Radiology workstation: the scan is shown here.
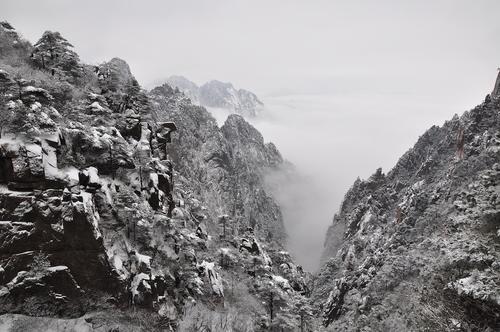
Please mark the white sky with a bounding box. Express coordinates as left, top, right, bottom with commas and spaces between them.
3, 0, 499, 97
3, 0, 499, 270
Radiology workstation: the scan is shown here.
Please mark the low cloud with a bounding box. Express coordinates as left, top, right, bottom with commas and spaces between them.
243, 90, 470, 271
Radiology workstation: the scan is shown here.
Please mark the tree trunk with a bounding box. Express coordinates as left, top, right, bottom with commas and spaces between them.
139, 166, 143, 190
17, 82, 22, 100
269, 292, 274, 321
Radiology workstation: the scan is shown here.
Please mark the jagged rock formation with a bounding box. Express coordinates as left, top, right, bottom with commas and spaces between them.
150, 84, 285, 244
492, 70, 500, 99
165, 76, 264, 117
315, 95, 500, 331
0, 22, 315, 331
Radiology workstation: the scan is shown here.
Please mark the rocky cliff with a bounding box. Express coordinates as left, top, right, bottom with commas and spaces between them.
315, 95, 500, 331
150, 83, 285, 245
0, 22, 315, 331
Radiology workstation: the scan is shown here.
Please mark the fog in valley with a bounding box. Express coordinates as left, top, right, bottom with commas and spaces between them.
211, 84, 494, 270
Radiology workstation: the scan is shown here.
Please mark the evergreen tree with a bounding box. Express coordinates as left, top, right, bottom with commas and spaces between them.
32, 31, 81, 80
124, 78, 149, 111
291, 295, 314, 332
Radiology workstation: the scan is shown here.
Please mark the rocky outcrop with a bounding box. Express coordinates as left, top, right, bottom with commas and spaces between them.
0, 22, 313, 331
150, 85, 286, 246
492, 70, 500, 99
315, 97, 500, 331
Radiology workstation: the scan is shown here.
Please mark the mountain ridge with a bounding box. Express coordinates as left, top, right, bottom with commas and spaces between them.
315, 93, 500, 331
165, 75, 264, 118
0, 22, 317, 331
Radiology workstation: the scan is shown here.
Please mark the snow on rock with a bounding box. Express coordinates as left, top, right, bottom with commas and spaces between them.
131, 272, 152, 305
271, 275, 291, 291
6, 100, 17, 109
447, 270, 500, 305
130, 250, 152, 275
79, 167, 101, 189
24, 86, 43, 92
0, 33, 308, 330
255, 239, 272, 266
89, 101, 104, 111
21, 86, 53, 104
46, 265, 69, 272
197, 260, 224, 297
315, 97, 500, 330
30, 101, 41, 110
77, 191, 102, 241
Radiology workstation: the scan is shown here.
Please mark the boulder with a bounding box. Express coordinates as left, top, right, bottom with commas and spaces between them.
61, 126, 134, 175
21, 86, 53, 105
116, 109, 141, 140
0, 265, 84, 317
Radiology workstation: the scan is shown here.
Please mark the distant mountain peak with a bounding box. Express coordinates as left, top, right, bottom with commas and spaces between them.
164, 75, 264, 117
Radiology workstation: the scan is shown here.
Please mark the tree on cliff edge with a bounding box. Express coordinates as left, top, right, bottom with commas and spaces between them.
32, 31, 81, 80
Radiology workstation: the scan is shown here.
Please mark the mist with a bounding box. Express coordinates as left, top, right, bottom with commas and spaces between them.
238, 87, 491, 271
187, 78, 495, 271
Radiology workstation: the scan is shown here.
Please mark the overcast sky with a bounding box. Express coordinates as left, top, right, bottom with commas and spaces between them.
3, 0, 499, 97
3, 0, 499, 270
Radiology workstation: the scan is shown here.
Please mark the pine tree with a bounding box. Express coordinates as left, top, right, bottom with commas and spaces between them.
123, 78, 149, 112
32, 31, 81, 79
291, 295, 314, 332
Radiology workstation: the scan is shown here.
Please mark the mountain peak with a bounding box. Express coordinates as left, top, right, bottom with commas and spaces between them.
164, 75, 264, 117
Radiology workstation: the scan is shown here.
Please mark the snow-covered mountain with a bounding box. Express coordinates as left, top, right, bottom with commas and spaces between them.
1, 19, 499, 332
165, 75, 264, 118
314, 93, 500, 330
0, 22, 315, 331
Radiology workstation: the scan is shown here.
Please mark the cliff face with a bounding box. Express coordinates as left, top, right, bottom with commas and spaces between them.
150, 84, 285, 245
0, 23, 314, 331
315, 97, 500, 331
493, 71, 500, 99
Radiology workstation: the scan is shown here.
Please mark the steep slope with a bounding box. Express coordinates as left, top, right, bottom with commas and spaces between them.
165, 76, 264, 117
150, 84, 284, 244
0, 23, 315, 331
314, 96, 500, 331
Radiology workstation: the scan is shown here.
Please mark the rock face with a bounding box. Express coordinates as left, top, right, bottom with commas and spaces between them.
0, 22, 314, 331
165, 75, 264, 117
315, 97, 500, 331
150, 84, 285, 245
492, 70, 500, 99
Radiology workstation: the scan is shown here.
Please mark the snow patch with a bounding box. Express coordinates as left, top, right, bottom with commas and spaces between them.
197, 260, 224, 296
46, 265, 69, 272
